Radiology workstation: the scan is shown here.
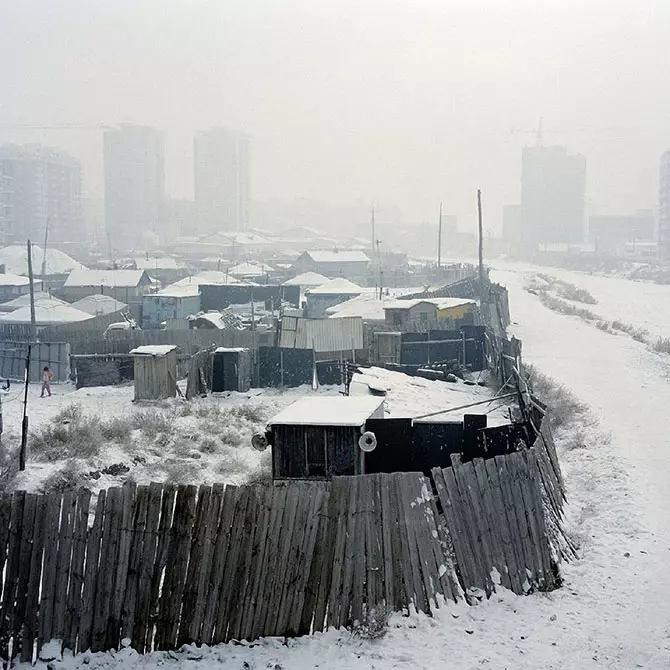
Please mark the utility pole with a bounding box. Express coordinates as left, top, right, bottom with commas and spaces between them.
376, 239, 383, 299
19, 344, 31, 471
41, 218, 50, 292
27, 240, 37, 341
437, 202, 443, 268
477, 190, 485, 302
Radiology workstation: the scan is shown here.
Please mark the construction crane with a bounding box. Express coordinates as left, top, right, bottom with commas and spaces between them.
0, 123, 111, 131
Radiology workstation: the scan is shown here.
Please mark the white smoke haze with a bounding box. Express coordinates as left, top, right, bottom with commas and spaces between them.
2, 0, 669, 234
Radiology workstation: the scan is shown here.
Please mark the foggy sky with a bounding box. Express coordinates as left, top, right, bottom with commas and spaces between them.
2, 0, 669, 233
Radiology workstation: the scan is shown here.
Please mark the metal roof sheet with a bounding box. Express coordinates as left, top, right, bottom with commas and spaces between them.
279, 316, 363, 352
267, 396, 385, 427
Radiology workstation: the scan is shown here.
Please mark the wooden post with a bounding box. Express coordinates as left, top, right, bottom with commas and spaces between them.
19, 344, 31, 471
27, 240, 37, 341
477, 189, 485, 302
437, 202, 443, 268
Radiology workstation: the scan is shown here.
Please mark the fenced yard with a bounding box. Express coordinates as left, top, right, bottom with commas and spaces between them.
0, 446, 566, 664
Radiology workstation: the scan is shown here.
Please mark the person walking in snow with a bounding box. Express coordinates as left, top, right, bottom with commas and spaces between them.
41, 366, 53, 397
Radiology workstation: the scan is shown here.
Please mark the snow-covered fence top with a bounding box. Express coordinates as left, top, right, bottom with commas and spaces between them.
0, 462, 564, 663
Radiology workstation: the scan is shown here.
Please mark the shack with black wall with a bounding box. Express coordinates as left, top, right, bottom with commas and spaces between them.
267, 396, 385, 479
211, 347, 252, 392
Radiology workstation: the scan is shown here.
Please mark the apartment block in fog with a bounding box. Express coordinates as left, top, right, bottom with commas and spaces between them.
520, 145, 586, 252
194, 127, 250, 234
0, 144, 83, 246
659, 151, 670, 261
104, 124, 165, 252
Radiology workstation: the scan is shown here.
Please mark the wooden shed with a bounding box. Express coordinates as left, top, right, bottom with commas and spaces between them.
211, 347, 252, 393
266, 396, 385, 479
129, 345, 178, 401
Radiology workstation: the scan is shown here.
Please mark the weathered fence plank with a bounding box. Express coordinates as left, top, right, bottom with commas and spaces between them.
79, 489, 106, 654
64, 488, 92, 653
1, 491, 25, 661
14, 493, 37, 661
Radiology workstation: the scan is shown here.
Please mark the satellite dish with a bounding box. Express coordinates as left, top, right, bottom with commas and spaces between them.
358, 431, 377, 453
251, 432, 268, 451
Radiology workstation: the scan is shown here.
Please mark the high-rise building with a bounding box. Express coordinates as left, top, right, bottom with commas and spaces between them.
659, 151, 670, 261
104, 124, 165, 252
194, 127, 250, 234
0, 144, 83, 246
520, 145, 586, 251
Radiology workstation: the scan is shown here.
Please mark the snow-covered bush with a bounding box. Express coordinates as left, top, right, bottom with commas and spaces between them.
39, 459, 87, 494
351, 606, 390, 640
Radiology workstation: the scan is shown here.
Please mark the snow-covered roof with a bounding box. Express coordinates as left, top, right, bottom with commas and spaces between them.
306, 278, 363, 295
228, 262, 273, 277
383, 297, 476, 311
171, 271, 244, 288
216, 232, 273, 246
0, 245, 85, 275
302, 249, 370, 264
133, 257, 182, 270
129, 345, 177, 356
267, 396, 385, 427
0, 272, 30, 287
64, 269, 149, 288
214, 347, 250, 353
0, 292, 65, 312
0, 300, 95, 325
71, 294, 127, 316
325, 288, 426, 321
282, 272, 330, 287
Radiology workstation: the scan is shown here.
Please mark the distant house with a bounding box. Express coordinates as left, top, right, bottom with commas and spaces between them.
293, 249, 370, 280
383, 297, 476, 330
0, 271, 30, 303
282, 271, 329, 289
71, 294, 128, 317
0, 299, 94, 329
61, 270, 152, 311
142, 284, 202, 329
305, 278, 363, 318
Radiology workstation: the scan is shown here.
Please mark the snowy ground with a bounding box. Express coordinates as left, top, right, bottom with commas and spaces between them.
2, 367, 505, 495
17, 264, 670, 668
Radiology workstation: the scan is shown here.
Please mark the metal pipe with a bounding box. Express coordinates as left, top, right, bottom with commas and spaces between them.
412, 392, 518, 421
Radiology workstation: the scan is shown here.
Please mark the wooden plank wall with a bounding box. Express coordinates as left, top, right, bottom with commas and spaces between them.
0, 473, 460, 664
432, 449, 560, 598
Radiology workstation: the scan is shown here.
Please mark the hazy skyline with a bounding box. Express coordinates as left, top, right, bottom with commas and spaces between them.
2, 0, 669, 233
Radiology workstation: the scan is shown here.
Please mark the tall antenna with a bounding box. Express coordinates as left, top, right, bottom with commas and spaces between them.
437, 202, 443, 268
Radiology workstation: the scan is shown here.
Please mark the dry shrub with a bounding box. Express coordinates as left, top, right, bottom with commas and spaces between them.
31, 417, 103, 462
526, 365, 587, 433
351, 606, 390, 640
133, 409, 175, 439
100, 416, 134, 442
39, 460, 88, 494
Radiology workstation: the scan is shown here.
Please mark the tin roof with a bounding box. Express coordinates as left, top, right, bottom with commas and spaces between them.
267, 396, 385, 427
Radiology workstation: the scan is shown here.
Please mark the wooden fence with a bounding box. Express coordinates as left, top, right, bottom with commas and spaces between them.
0, 473, 461, 664
432, 450, 559, 598
0, 454, 565, 664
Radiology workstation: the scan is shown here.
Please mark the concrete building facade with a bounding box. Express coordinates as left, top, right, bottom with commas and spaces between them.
520, 145, 586, 252
0, 144, 83, 246
659, 151, 670, 261
194, 127, 250, 234
104, 124, 165, 252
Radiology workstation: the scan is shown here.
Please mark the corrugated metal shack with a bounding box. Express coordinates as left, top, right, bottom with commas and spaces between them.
211, 347, 252, 392
129, 345, 178, 401
267, 396, 385, 478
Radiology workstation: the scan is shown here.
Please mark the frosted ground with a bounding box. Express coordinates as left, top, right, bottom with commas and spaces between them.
1, 366, 504, 496
12, 263, 670, 668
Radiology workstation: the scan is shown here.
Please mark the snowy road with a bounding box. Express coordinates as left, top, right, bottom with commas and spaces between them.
26, 265, 670, 669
